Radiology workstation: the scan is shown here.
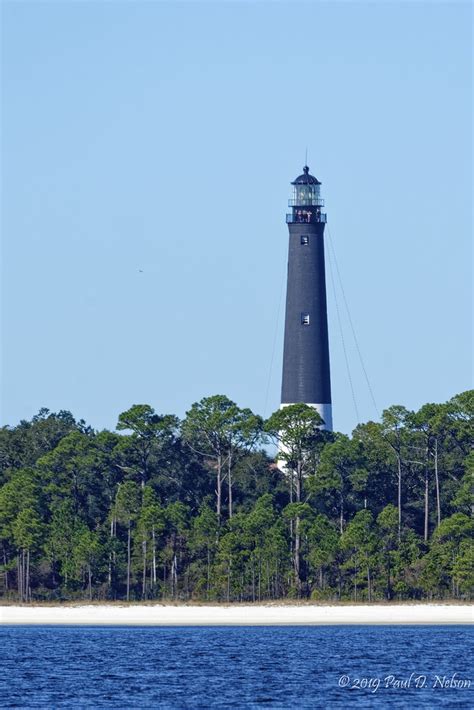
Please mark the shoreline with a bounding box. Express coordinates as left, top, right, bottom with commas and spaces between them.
1, 603, 472, 626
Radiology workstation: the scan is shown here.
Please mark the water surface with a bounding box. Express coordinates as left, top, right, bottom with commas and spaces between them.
1, 626, 472, 708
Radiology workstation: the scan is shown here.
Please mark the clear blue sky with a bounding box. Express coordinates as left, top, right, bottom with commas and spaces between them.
2, 1, 472, 434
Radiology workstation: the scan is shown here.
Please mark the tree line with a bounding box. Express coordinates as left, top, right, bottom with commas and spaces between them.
0, 391, 472, 603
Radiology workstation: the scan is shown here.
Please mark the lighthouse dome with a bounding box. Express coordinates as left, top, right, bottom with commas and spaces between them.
291, 165, 321, 186
288, 165, 324, 210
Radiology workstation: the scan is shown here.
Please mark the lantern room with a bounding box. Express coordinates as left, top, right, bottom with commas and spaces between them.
286, 166, 327, 224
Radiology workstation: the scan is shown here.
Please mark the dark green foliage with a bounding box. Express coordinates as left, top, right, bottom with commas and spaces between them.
0, 391, 472, 602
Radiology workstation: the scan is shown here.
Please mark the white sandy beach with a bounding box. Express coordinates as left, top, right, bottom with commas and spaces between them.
1, 604, 472, 626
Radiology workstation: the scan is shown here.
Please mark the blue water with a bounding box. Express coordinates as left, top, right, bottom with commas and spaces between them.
1, 626, 472, 708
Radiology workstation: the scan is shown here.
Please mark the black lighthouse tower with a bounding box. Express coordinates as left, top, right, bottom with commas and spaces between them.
281, 165, 332, 430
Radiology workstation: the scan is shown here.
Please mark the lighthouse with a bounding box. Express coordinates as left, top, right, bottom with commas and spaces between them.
281, 165, 332, 430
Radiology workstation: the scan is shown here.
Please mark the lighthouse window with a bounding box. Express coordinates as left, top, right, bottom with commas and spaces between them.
301, 313, 310, 326
301, 235, 309, 245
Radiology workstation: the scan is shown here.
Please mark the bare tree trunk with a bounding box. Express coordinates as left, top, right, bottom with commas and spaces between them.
142, 537, 147, 598
227, 453, 233, 519
17, 553, 22, 602
3, 549, 8, 592
294, 464, 302, 595
386, 549, 392, 600
424, 468, 429, 542
88, 564, 92, 600
26, 549, 30, 603
217, 455, 222, 523
294, 515, 301, 596
152, 527, 157, 588
171, 553, 178, 599
434, 437, 441, 528
126, 522, 131, 601
207, 548, 211, 599
289, 469, 294, 564
108, 514, 115, 590
367, 563, 371, 602
22, 550, 26, 602
20, 551, 24, 602
295, 464, 302, 503
258, 558, 261, 601
397, 455, 402, 543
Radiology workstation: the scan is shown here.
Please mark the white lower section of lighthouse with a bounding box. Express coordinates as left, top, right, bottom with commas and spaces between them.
277, 403, 333, 471
280, 402, 333, 431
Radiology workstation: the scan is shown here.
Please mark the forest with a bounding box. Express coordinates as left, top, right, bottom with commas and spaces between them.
0, 392, 472, 603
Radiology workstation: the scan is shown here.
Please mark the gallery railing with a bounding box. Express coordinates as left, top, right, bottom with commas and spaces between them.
286, 212, 327, 224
